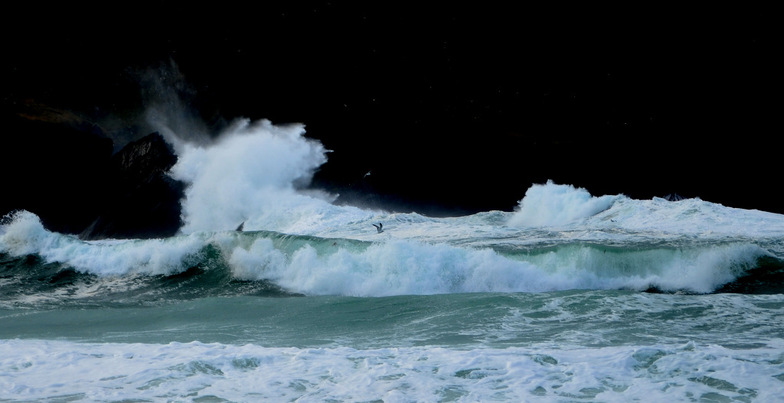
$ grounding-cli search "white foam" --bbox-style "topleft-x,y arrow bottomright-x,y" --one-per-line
222,237 -> 769,296
0,210 -> 773,295
506,180 -> 784,239
2,339 -> 781,402
0,211 -> 204,276
593,195 -> 784,237
167,118 -> 374,234
508,181 -> 622,227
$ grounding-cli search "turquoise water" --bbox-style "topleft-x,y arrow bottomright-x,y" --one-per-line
3,291 -> 783,350
2,290 -> 783,401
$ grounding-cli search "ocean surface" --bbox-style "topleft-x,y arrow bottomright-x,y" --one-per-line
2,120 -> 784,402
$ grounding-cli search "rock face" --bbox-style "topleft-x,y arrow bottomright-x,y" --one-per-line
0,109 -> 184,239
79,132 -> 185,240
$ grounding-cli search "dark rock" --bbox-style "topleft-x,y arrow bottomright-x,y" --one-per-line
0,106 -> 185,239
80,132 -> 185,240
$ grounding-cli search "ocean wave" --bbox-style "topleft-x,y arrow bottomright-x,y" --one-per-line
1,210 -> 778,298
507,181 -> 623,227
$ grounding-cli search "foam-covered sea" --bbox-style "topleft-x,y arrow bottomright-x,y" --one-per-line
2,120 -> 783,401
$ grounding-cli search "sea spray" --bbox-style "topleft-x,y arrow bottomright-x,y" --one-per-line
508,180 -> 621,227
168,119 -> 340,234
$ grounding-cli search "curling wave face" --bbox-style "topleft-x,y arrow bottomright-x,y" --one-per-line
2,194 -> 783,305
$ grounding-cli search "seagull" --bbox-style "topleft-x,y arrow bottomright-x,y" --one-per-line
372,223 -> 384,233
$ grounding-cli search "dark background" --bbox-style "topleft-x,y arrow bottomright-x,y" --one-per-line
2,3 -> 780,227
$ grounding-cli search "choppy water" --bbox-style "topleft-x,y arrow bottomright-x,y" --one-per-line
2,120 -> 783,401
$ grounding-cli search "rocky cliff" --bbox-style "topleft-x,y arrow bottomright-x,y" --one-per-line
1,108 -> 184,239
79,132 -> 184,240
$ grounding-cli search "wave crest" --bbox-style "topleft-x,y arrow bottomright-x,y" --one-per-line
508,181 -> 622,227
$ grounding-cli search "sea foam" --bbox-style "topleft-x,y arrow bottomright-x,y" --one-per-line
2,339 -> 781,402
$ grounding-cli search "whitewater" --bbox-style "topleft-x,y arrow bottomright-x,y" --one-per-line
2,119 -> 784,401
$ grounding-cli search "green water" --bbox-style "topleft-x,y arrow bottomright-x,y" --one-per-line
3,291 -> 783,352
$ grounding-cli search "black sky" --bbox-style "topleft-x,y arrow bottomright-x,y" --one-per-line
2,3 -> 780,216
